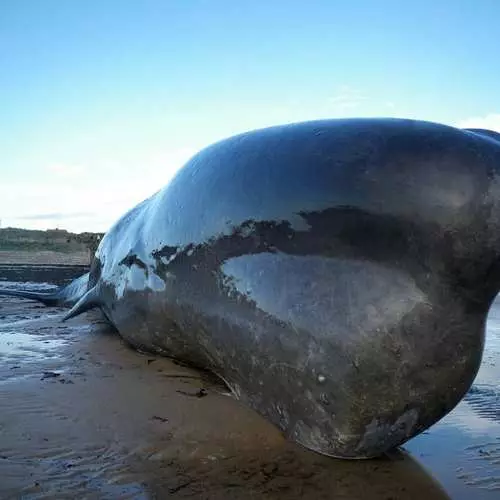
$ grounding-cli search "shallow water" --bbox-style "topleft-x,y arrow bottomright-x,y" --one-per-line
0,265 -> 499,498
404,298 -> 500,498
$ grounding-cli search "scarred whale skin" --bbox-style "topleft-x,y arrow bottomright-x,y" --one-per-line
5,118 -> 500,458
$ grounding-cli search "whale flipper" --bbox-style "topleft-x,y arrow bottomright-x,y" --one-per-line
62,286 -> 100,321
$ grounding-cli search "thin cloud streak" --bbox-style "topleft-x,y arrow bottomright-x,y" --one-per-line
16,212 -> 93,221
328,85 -> 368,110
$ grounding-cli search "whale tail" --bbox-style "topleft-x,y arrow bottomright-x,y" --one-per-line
62,286 -> 100,321
0,288 -> 61,306
0,273 -> 91,310
0,273 -> 102,322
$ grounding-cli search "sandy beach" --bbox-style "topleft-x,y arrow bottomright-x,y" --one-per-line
0,264 -> 499,499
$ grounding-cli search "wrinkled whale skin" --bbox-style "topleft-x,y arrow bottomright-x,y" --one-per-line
6,118 -> 500,458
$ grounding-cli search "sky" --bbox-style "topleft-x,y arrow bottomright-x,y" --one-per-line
1,0 -> 500,233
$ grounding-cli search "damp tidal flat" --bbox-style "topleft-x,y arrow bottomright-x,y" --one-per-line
0,264 -> 499,499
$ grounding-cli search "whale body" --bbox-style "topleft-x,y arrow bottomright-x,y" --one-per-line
3,118 -> 500,458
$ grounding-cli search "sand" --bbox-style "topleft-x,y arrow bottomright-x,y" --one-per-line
0,265 -> 499,499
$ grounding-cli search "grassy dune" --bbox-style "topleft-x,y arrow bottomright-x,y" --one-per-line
0,227 -> 103,265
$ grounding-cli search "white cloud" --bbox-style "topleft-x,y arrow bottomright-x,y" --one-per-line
456,113 -> 500,132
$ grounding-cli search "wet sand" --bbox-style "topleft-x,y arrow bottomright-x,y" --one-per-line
0,266 -> 499,499
0,251 -> 90,266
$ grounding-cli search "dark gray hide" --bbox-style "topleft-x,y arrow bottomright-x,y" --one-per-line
5,118 -> 500,458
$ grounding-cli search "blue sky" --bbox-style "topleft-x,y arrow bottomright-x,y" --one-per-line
1,0 -> 500,232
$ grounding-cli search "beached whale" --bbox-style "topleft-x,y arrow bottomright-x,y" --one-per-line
3,118 -> 500,459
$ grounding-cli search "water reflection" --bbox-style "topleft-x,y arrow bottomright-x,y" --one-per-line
0,331 -> 66,360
